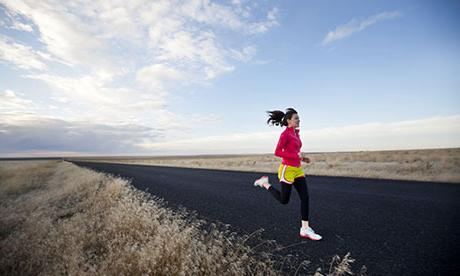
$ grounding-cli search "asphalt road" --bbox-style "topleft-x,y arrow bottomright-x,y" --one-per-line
70,161 -> 460,275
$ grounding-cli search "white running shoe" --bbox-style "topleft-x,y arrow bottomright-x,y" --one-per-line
300,227 -> 322,241
254,176 -> 269,188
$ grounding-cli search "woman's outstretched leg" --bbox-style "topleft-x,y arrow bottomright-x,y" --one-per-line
254,176 -> 292,204
268,181 -> 292,204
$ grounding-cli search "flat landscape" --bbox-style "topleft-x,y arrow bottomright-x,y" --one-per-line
70,148 -> 460,183
2,152 -> 459,275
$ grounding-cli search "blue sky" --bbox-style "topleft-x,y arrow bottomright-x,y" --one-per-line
0,0 -> 459,156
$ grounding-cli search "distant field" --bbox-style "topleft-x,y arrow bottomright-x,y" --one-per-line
70,148 -> 460,183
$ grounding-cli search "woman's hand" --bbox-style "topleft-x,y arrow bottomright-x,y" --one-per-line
299,152 -> 311,163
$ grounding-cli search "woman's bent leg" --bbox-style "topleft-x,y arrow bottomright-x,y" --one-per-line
268,181 -> 292,204
293,177 -> 309,221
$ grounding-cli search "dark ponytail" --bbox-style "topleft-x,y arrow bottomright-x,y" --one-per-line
266,108 -> 298,127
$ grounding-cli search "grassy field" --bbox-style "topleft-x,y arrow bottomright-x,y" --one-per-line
70,148 -> 460,183
0,160 -> 362,275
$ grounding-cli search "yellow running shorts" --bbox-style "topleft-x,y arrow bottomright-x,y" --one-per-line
278,164 -> 305,184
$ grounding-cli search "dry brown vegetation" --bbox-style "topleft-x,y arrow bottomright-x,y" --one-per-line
72,148 -> 460,183
0,160 -> 363,275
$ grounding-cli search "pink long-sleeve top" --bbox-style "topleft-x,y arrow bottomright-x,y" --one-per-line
274,126 -> 302,167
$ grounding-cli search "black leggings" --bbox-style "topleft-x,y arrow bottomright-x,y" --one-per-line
268,176 -> 309,221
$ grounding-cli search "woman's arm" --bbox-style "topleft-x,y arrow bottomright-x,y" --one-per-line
300,153 -> 311,163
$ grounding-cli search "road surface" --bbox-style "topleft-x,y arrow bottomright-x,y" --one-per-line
71,161 -> 460,275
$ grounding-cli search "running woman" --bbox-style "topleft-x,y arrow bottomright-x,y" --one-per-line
254,108 -> 322,241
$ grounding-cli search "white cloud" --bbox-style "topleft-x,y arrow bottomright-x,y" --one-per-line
10,20 -> 33,32
247,7 -> 279,34
0,35 -> 48,70
178,1 -> 277,34
26,73 -> 122,106
25,73 -> 168,125
136,63 -> 188,88
0,7 -> 33,31
140,1 -> 278,82
229,46 -> 257,62
180,0 -> 244,30
152,29 -> 235,81
322,11 -> 401,46
0,89 -> 38,113
2,1 -> 105,69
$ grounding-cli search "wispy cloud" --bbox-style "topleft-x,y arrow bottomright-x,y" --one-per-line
1,0 -> 278,79
136,64 -> 188,89
0,89 -> 38,114
322,11 -> 401,46
0,35 -> 48,70
24,73 -> 169,125
0,7 -> 33,32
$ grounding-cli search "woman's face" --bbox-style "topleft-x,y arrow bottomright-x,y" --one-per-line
287,113 -> 300,128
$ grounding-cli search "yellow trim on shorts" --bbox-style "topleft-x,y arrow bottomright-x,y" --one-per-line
277,164 -> 305,184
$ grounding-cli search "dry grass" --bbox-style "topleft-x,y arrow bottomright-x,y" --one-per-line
0,160 -> 56,196
0,160 -> 364,275
72,148 -> 460,183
